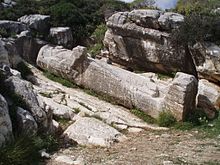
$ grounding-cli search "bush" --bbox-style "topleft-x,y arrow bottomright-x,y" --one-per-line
158,111 -> 177,127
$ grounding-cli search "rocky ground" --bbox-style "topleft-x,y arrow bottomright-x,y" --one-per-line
29,66 -> 220,165
47,130 -> 220,165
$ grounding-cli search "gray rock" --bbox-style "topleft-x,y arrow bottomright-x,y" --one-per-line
0,39 -> 10,65
0,94 -> 13,147
18,14 -> 50,33
192,42 -> 220,83
39,95 -> 75,120
16,107 -> 38,135
158,12 -> 184,30
104,10 -> 195,76
2,38 -> 22,67
37,45 -> 198,121
0,20 -> 28,34
164,72 -> 198,121
4,76 -> 51,130
37,45 -> 87,80
50,27 -> 73,48
197,79 -> 220,119
15,36 -> 47,64
128,9 -> 162,29
63,117 -> 126,147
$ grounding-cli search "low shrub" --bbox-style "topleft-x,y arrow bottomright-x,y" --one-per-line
158,111 -> 177,127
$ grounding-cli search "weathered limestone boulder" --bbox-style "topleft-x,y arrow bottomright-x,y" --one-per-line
16,107 -> 38,135
18,14 -> 50,33
15,36 -> 47,64
63,117 -> 126,147
0,20 -> 28,34
164,72 -> 198,120
37,45 -> 198,121
39,95 -> 75,120
49,27 -> 73,48
191,42 -> 220,83
104,10 -> 196,76
37,45 -> 87,80
0,94 -> 13,147
158,12 -> 184,30
0,39 -> 9,65
197,79 -> 220,119
2,38 -> 22,67
4,76 -> 51,130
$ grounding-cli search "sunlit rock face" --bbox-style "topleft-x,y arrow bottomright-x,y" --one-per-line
103,10 -> 197,76
37,45 -> 198,121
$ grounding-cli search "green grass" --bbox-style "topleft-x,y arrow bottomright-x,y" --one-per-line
157,72 -> 176,80
130,108 -> 156,124
158,111 -> 177,127
43,71 -> 77,88
0,134 -> 58,165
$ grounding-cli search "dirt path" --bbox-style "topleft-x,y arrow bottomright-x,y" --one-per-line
48,130 -> 220,165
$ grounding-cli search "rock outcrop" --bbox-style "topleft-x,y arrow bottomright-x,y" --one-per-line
103,10 -> 196,76
18,14 -> 50,33
49,27 -> 73,48
4,76 -> 52,130
198,79 -> 220,119
0,94 -> 13,147
191,42 -> 220,83
0,39 -> 10,65
64,117 -> 126,147
16,107 -> 38,135
37,45 -> 198,121
0,20 -> 28,34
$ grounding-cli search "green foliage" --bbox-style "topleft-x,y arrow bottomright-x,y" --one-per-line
16,62 -> 33,79
0,0 -> 128,45
157,111 -> 177,127
89,43 -> 103,58
175,0 -> 220,16
89,24 -> 107,58
43,71 -> 77,88
0,28 -> 8,37
131,108 -> 156,124
130,0 -> 155,9
0,134 -> 59,165
0,136 -> 39,165
171,13 -> 220,47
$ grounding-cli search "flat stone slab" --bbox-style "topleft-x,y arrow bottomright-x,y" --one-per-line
63,117 -> 126,147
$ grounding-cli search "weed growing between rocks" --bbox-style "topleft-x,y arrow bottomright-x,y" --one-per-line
43,71 -> 77,88
157,111 -> 177,127
130,108 -> 156,124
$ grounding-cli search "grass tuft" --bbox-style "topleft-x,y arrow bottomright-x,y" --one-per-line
130,108 -> 156,124
43,71 -> 77,88
157,111 -> 177,127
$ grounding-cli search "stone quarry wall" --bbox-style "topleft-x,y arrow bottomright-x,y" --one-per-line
37,45 -> 198,121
